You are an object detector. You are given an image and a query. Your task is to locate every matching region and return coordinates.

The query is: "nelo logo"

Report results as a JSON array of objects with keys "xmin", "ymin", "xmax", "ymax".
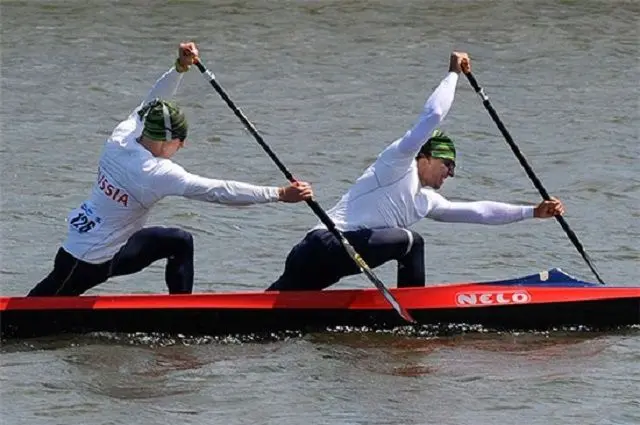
[{"xmin": 455, "ymin": 290, "xmax": 531, "ymax": 306}]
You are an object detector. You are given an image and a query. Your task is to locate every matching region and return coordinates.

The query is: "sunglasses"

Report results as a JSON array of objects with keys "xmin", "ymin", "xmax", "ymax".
[{"xmin": 441, "ymin": 159, "xmax": 456, "ymax": 177}]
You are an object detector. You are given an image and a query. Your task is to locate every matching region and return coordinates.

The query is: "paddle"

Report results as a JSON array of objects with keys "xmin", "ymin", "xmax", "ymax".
[
  {"xmin": 463, "ymin": 70, "xmax": 606, "ymax": 285},
  {"xmin": 192, "ymin": 58, "xmax": 416, "ymax": 323}
]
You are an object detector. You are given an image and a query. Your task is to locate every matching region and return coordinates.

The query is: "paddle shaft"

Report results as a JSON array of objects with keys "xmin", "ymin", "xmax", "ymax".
[
  {"xmin": 193, "ymin": 59, "xmax": 415, "ymax": 323},
  {"xmin": 464, "ymin": 71, "xmax": 605, "ymax": 285},
  {"xmin": 191, "ymin": 62, "xmax": 340, "ymax": 234}
]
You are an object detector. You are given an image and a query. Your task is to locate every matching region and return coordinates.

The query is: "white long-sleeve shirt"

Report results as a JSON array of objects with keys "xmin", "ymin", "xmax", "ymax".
[
  {"xmin": 63, "ymin": 67, "xmax": 280, "ymax": 263},
  {"xmin": 314, "ymin": 71, "xmax": 534, "ymax": 232}
]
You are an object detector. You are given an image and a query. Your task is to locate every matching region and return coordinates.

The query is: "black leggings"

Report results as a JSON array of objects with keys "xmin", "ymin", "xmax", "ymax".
[
  {"xmin": 28, "ymin": 227, "xmax": 194, "ymax": 296},
  {"xmin": 267, "ymin": 228, "xmax": 425, "ymax": 291}
]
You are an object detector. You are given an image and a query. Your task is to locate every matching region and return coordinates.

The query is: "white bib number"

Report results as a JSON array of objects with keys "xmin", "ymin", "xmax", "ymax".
[{"xmin": 68, "ymin": 202, "xmax": 103, "ymax": 234}]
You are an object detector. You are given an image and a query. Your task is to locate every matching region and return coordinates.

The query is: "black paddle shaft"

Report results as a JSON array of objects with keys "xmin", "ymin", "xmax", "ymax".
[
  {"xmin": 464, "ymin": 71, "xmax": 605, "ymax": 285},
  {"xmin": 192, "ymin": 62, "xmax": 340, "ymax": 234},
  {"xmin": 193, "ymin": 59, "xmax": 415, "ymax": 323}
]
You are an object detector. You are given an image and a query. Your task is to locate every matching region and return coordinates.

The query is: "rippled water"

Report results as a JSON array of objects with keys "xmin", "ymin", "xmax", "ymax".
[{"xmin": 1, "ymin": 1, "xmax": 638, "ymax": 424}]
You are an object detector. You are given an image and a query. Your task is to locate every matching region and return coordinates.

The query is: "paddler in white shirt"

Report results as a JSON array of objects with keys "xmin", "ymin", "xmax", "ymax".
[
  {"xmin": 29, "ymin": 41, "xmax": 313, "ymax": 297},
  {"xmin": 268, "ymin": 51, "xmax": 564, "ymax": 291}
]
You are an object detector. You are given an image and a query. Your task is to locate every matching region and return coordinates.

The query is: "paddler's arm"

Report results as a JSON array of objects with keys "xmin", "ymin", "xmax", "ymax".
[
  {"xmin": 151, "ymin": 162, "xmax": 314, "ymax": 205},
  {"xmin": 393, "ymin": 52, "xmax": 468, "ymax": 158},
  {"xmin": 424, "ymin": 191, "xmax": 565, "ymax": 224},
  {"xmin": 181, "ymin": 175, "xmax": 314, "ymax": 205},
  {"xmin": 142, "ymin": 42, "xmax": 199, "ymax": 104}
]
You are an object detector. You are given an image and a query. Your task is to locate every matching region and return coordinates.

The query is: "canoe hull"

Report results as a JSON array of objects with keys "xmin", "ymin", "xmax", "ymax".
[
  {"xmin": 2, "ymin": 298, "xmax": 639, "ymax": 339},
  {"xmin": 2, "ymin": 269, "xmax": 638, "ymax": 339}
]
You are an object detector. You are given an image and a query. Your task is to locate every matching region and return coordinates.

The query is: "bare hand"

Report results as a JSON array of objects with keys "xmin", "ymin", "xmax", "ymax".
[
  {"xmin": 534, "ymin": 197, "xmax": 565, "ymax": 218},
  {"xmin": 278, "ymin": 181, "xmax": 314, "ymax": 203},
  {"xmin": 449, "ymin": 51, "xmax": 471, "ymax": 74},
  {"xmin": 178, "ymin": 42, "xmax": 199, "ymax": 68}
]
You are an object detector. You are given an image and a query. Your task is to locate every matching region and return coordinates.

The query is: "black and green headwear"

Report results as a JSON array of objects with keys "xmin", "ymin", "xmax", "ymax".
[
  {"xmin": 418, "ymin": 129, "xmax": 456, "ymax": 176},
  {"xmin": 138, "ymin": 99, "xmax": 188, "ymax": 142}
]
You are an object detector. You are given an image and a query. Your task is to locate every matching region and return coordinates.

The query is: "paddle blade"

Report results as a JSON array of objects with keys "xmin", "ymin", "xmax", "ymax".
[
  {"xmin": 344, "ymin": 242, "xmax": 416, "ymax": 324},
  {"xmin": 361, "ymin": 266, "xmax": 417, "ymax": 324}
]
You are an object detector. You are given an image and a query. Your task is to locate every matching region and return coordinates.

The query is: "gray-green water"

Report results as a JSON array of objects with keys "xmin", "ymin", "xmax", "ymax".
[{"xmin": 1, "ymin": 1, "xmax": 638, "ymax": 424}]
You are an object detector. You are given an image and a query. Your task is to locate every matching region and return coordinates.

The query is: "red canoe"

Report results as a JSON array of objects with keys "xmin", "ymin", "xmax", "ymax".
[{"xmin": 1, "ymin": 269, "xmax": 638, "ymax": 339}]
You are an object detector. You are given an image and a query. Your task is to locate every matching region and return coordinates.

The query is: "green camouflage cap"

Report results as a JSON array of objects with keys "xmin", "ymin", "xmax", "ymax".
[
  {"xmin": 425, "ymin": 129, "xmax": 456, "ymax": 162},
  {"xmin": 138, "ymin": 99, "xmax": 188, "ymax": 142}
]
